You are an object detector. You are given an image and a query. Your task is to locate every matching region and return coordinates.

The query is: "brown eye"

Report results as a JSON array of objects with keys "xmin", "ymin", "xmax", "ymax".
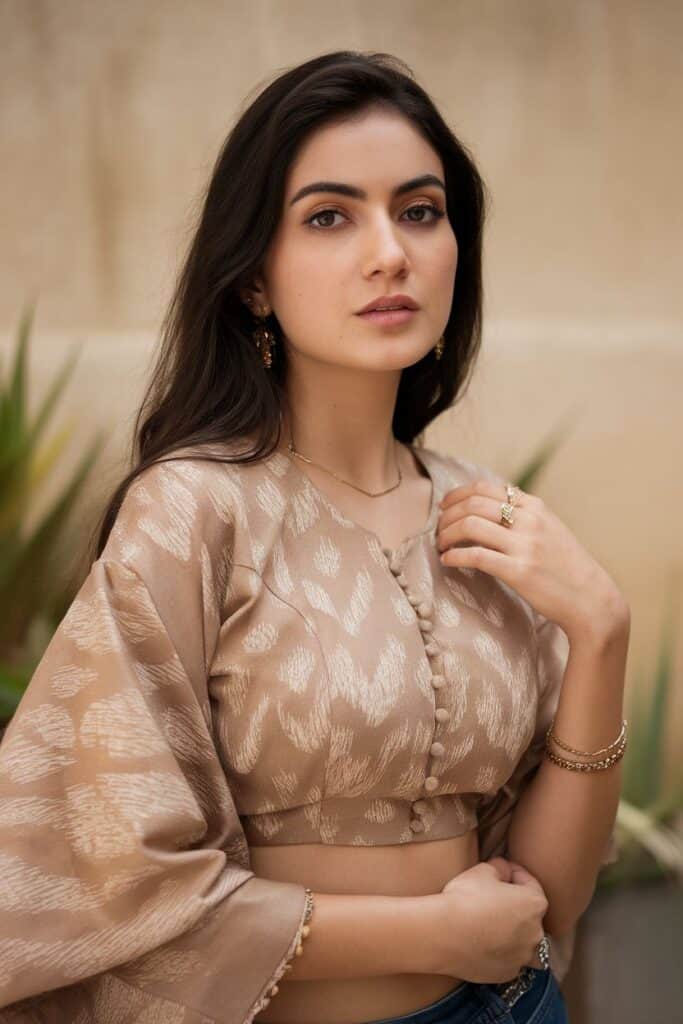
[
  {"xmin": 403, "ymin": 203, "xmax": 446, "ymax": 223},
  {"xmin": 304, "ymin": 202, "xmax": 446, "ymax": 231},
  {"xmin": 305, "ymin": 208, "xmax": 345, "ymax": 229}
]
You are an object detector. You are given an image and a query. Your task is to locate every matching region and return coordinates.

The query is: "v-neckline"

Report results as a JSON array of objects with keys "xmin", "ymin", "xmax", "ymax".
[{"xmin": 282, "ymin": 442, "xmax": 441, "ymax": 558}]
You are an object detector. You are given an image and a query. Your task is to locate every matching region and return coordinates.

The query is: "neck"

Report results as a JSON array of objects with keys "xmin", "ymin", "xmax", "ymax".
[{"xmin": 278, "ymin": 367, "xmax": 404, "ymax": 489}]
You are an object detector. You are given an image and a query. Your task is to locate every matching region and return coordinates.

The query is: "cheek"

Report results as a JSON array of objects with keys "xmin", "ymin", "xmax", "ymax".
[{"xmin": 267, "ymin": 245, "xmax": 342, "ymax": 348}]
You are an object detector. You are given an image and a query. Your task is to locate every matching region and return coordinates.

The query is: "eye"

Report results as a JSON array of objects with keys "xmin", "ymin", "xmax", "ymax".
[
  {"xmin": 304, "ymin": 202, "xmax": 446, "ymax": 231},
  {"xmin": 403, "ymin": 203, "xmax": 446, "ymax": 224}
]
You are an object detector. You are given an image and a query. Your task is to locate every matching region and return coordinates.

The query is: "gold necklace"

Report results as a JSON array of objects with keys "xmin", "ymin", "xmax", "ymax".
[{"xmin": 286, "ymin": 434, "xmax": 403, "ymax": 497}]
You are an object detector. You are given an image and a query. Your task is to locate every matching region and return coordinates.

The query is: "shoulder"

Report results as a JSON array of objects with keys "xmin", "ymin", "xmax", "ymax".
[
  {"xmin": 418, "ymin": 444, "xmax": 507, "ymax": 490},
  {"xmin": 100, "ymin": 439, "xmax": 265, "ymax": 578}
]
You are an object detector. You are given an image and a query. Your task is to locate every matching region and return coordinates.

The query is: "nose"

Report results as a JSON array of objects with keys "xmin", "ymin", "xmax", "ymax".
[{"xmin": 362, "ymin": 215, "xmax": 410, "ymax": 277}]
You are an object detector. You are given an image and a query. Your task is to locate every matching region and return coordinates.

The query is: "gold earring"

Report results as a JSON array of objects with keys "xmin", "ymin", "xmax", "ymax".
[
  {"xmin": 434, "ymin": 335, "xmax": 445, "ymax": 360},
  {"xmin": 249, "ymin": 302, "xmax": 276, "ymax": 369}
]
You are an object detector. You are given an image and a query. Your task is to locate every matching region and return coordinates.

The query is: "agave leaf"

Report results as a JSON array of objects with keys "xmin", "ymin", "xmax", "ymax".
[
  {"xmin": 647, "ymin": 782, "xmax": 683, "ymax": 824},
  {"xmin": 0, "ymin": 661, "xmax": 31, "ymax": 719},
  {"xmin": 511, "ymin": 400, "xmax": 587, "ymax": 492},
  {"xmin": 622, "ymin": 671, "xmax": 652, "ymax": 808},
  {"xmin": 0, "ymin": 433, "xmax": 106, "ymax": 645},
  {"xmin": 25, "ymin": 419, "xmax": 76, "ymax": 492},
  {"xmin": 615, "ymin": 800, "xmax": 683, "ymax": 877},
  {"xmin": 23, "ymin": 343, "xmax": 83, "ymax": 458},
  {"xmin": 639, "ymin": 613, "xmax": 674, "ymax": 804},
  {"xmin": 0, "ymin": 421, "xmax": 75, "ymax": 535},
  {"xmin": 2, "ymin": 303, "xmax": 32, "ymax": 452}
]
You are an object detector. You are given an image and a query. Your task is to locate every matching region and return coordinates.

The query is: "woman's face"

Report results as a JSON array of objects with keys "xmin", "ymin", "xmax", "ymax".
[{"xmin": 250, "ymin": 106, "xmax": 458, "ymax": 373}]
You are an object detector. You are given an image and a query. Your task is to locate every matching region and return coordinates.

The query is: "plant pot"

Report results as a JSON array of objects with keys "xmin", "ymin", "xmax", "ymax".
[{"xmin": 560, "ymin": 878, "xmax": 683, "ymax": 1022}]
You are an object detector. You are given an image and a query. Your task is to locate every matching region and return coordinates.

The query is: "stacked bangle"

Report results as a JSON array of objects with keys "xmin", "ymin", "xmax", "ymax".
[{"xmin": 544, "ymin": 718, "xmax": 628, "ymax": 771}]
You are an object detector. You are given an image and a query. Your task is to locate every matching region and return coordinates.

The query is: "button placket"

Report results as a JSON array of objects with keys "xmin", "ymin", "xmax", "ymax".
[{"xmin": 383, "ymin": 547, "xmax": 448, "ymax": 836}]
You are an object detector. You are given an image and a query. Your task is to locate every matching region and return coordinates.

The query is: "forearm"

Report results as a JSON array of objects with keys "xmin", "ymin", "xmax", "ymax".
[
  {"xmin": 284, "ymin": 891, "xmax": 444, "ymax": 980},
  {"xmin": 507, "ymin": 613, "xmax": 629, "ymax": 936}
]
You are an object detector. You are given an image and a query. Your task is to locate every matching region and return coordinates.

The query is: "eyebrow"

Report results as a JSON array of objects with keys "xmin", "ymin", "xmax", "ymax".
[{"xmin": 288, "ymin": 173, "xmax": 446, "ymax": 207}]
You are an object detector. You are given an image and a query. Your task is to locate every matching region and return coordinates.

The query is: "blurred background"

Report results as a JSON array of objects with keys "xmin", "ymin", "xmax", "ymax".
[{"xmin": 1, "ymin": 2, "xmax": 681, "ymax": 1021}]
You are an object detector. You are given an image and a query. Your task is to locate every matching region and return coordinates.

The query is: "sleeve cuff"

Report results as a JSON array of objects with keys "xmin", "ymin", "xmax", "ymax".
[{"xmin": 112, "ymin": 875, "xmax": 309, "ymax": 1024}]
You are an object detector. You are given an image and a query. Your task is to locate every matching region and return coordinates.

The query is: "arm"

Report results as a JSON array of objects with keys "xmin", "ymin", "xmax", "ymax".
[
  {"xmin": 0, "ymin": 459, "xmax": 308, "ymax": 1023},
  {"xmin": 476, "ymin": 609, "xmax": 623, "ymax": 980},
  {"xmin": 506, "ymin": 609, "xmax": 629, "ymax": 936},
  {"xmin": 282, "ymin": 891, "xmax": 445, "ymax": 980}
]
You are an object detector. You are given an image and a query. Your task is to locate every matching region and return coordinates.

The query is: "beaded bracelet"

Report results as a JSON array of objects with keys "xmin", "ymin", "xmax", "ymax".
[{"xmin": 268, "ymin": 888, "xmax": 315, "ymax": 998}]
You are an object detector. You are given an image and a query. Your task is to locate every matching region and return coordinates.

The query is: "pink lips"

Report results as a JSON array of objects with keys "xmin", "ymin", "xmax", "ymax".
[
  {"xmin": 357, "ymin": 308, "xmax": 417, "ymax": 326},
  {"xmin": 356, "ymin": 293, "xmax": 420, "ymax": 315}
]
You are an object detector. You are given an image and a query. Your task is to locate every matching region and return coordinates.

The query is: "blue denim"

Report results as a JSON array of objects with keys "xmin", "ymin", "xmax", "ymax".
[{"xmin": 359, "ymin": 967, "xmax": 570, "ymax": 1024}]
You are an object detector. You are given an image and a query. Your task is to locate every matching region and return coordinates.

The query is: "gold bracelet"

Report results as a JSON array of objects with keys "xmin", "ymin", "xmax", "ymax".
[
  {"xmin": 272, "ymin": 887, "xmax": 315, "ymax": 993},
  {"xmin": 544, "ymin": 735, "xmax": 627, "ymax": 772},
  {"xmin": 547, "ymin": 717, "xmax": 627, "ymax": 758}
]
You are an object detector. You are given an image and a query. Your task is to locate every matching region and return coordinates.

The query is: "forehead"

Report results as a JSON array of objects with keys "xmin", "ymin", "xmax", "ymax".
[{"xmin": 284, "ymin": 108, "xmax": 443, "ymax": 198}]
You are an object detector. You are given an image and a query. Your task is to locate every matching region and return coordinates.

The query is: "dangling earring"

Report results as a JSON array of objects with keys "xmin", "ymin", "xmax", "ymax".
[
  {"xmin": 434, "ymin": 335, "xmax": 445, "ymax": 360},
  {"xmin": 247, "ymin": 301, "xmax": 276, "ymax": 368}
]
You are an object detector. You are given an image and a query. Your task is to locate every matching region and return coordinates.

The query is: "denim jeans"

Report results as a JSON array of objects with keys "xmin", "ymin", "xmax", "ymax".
[{"xmin": 360, "ymin": 967, "xmax": 570, "ymax": 1024}]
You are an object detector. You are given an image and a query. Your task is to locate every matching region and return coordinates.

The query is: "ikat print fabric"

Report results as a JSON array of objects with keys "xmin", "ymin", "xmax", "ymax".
[{"xmin": 0, "ymin": 440, "xmax": 618, "ymax": 1021}]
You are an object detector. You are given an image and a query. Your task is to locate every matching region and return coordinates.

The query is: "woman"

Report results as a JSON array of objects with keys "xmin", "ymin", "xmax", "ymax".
[{"xmin": 0, "ymin": 51, "xmax": 628, "ymax": 1024}]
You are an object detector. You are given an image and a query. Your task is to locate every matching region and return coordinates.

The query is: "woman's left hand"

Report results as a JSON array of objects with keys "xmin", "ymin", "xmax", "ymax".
[{"xmin": 437, "ymin": 478, "xmax": 630, "ymax": 645}]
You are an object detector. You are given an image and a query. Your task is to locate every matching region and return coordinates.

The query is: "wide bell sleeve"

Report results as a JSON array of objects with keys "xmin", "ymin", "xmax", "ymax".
[
  {"xmin": 477, "ymin": 610, "xmax": 619, "ymax": 982},
  {"xmin": 0, "ymin": 458, "xmax": 309, "ymax": 1023}
]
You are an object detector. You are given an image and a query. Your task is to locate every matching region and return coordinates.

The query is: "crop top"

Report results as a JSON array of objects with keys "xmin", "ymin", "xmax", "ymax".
[{"xmin": 0, "ymin": 439, "xmax": 618, "ymax": 1022}]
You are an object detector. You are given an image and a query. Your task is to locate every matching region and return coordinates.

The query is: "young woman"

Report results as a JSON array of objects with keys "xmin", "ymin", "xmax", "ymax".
[{"xmin": 0, "ymin": 51, "xmax": 628, "ymax": 1024}]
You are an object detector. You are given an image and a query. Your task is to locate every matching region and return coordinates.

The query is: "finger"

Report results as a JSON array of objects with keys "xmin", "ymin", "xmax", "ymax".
[
  {"xmin": 438, "ymin": 515, "xmax": 519, "ymax": 557},
  {"xmin": 438, "ymin": 478, "xmax": 507, "ymax": 512},
  {"xmin": 438, "ymin": 493, "xmax": 527, "ymax": 533},
  {"xmin": 439, "ymin": 543, "xmax": 512, "ymax": 581},
  {"xmin": 508, "ymin": 864, "xmax": 537, "ymax": 884},
  {"xmin": 485, "ymin": 856, "xmax": 515, "ymax": 882}
]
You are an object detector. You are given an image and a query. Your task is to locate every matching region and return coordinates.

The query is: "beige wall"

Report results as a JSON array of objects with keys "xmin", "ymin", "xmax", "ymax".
[{"xmin": 1, "ymin": 1, "xmax": 681, "ymax": 777}]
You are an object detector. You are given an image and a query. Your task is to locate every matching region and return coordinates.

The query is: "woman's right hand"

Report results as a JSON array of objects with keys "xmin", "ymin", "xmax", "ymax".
[{"xmin": 431, "ymin": 857, "xmax": 550, "ymax": 983}]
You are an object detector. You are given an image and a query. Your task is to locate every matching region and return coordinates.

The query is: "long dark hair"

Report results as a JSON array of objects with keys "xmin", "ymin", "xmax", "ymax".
[{"xmin": 89, "ymin": 49, "xmax": 490, "ymax": 564}]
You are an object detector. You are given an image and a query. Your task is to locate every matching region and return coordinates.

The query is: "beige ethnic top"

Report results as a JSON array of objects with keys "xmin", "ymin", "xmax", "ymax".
[{"xmin": 0, "ymin": 440, "xmax": 617, "ymax": 1022}]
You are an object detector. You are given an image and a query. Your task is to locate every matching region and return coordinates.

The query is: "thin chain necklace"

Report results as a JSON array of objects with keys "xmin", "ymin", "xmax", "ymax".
[{"xmin": 285, "ymin": 433, "xmax": 403, "ymax": 497}]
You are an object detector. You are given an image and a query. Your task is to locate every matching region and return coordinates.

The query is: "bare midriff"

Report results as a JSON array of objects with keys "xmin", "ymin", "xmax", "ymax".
[{"xmin": 252, "ymin": 827, "xmax": 479, "ymax": 1024}]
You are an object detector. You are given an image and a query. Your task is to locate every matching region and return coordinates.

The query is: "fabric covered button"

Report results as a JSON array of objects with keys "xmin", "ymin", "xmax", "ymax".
[
  {"xmin": 409, "ymin": 818, "xmax": 425, "ymax": 832},
  {"xmin": 412, "ymin": 799, "xmax": 429, "ymax": 815},
  {"xmin": 417, "ymin": 601, "xmax": 432, "ymax": 618},
  {"xmin": 389, "ymin": 556, "xmax": 403, "ymax": 574},
  {"xmin": 435, "ymin": 706, "xmax": 450, "ymax": 722},
  {"xmin": 424, "ymin": 641, "xmax": 439, "ymax": 656},
  {"xmin": 430, "ymin": 741, "xmax": 445, "ymax": 757},
  {"xmin": 417, "ymin": 617, "xmax": 433, "ymax": 632},
  {"xmin": 407, "ymin": 592, "xmax": 421, "ymax": 606},
  {"xmin": 431, "ymin": 674, "xmax": 445, "ymax": 689},
  {"xmin": 424, "ymin": 775, "xmax": 439, "ymax": 792},
  {"xmin": 396, "ymin": 572, "xmax": 408, "ymax": 586}
]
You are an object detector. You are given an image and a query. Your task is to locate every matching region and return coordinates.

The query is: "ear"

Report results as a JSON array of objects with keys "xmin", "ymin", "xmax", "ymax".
[{"xmin": 239, "ymin": 277, "xmax": 270, "ymax": 317}]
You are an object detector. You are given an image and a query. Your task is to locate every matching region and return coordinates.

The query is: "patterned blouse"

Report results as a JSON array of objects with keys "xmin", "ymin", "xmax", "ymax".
[{"xmin": 0, "ymin": 439, "xmax": 617, "ymax": 1022}]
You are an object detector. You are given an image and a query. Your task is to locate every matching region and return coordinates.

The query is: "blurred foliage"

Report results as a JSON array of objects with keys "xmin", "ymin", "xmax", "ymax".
[{"xmin": 0, "ymin": 301, "xmax": 106, "ymax": 722}]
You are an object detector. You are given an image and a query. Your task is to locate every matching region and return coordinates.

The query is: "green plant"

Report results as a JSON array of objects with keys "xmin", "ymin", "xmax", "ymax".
[
  {"xmin": 0, "ymin": 300, "xmax": 106, "ymax": 722},
  {"xmin": 599, "ymin": 591, "xmax": 683, "ymax": 886},
  {"xmin": 514, "ymin": 440, "xmax": 683, "ymax": 888}
]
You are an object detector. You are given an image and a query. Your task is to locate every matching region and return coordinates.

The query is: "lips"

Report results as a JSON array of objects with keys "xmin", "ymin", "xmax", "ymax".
[{"xmin": 356, "ymin": 294, "xmax": 420, "ymax": 314}]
